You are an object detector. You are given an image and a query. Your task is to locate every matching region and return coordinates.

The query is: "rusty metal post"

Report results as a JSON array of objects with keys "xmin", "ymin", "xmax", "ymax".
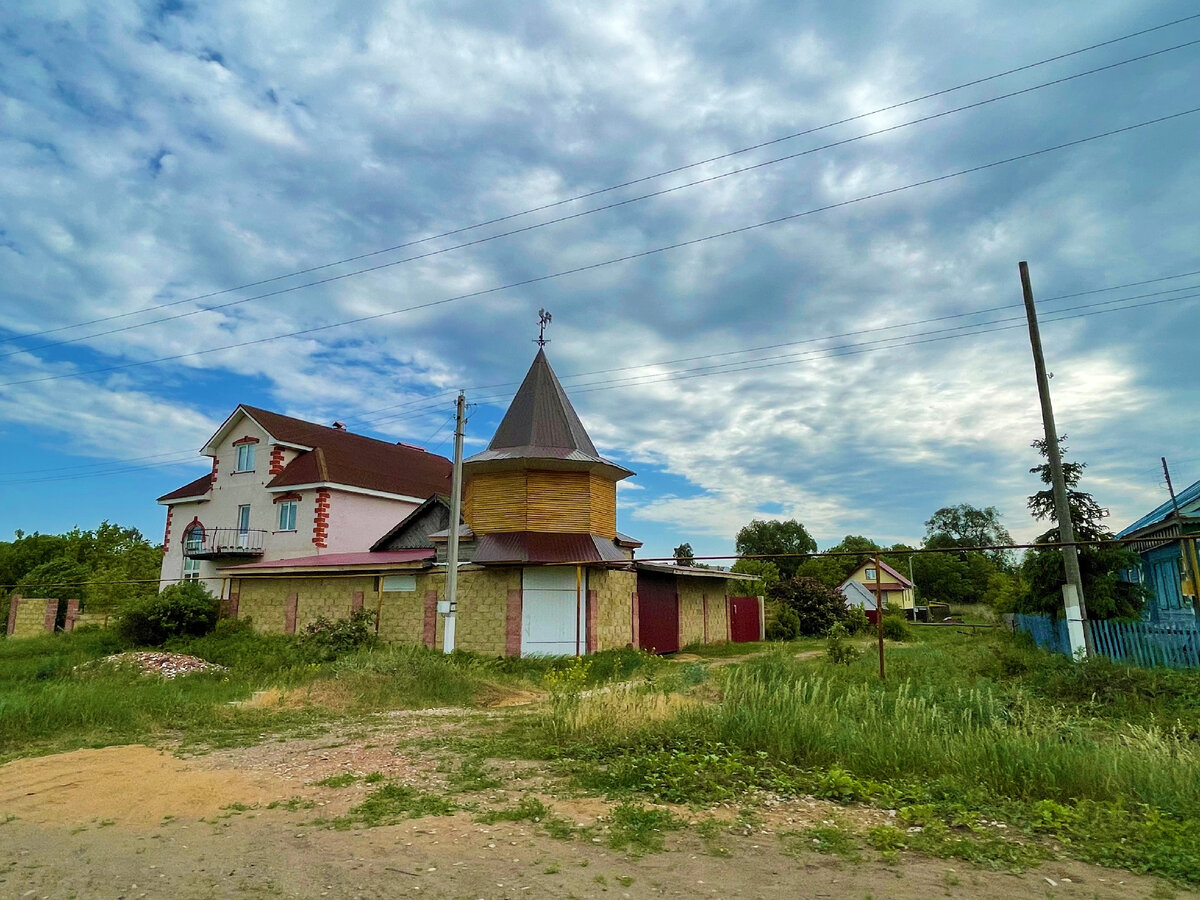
[{"xmin": 874, "ymin": 553, "xmax": 885, "ymax": 681}]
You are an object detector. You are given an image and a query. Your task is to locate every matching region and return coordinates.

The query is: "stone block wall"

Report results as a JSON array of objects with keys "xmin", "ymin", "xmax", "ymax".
[
  {"xmin": 234, "ymin": 576, "xmax": 373, "ymax": 634},
  {"xmin": 377, "ymin": 585, "xmax": 425, "ymax": 644},
  {"xmin": 7, "ymin": 596, "xmax": 53, "ymax": 638},
  {"xmin": 677, "ymin": 579, "xmax": 733, "ymax": 646},
  {"xmin": 453, "ymin": 568, "xmax": 519, "ymax": 656},
  {"xmin": 588, "ymin": 568, "xmax": 637, "ymax": 651}
]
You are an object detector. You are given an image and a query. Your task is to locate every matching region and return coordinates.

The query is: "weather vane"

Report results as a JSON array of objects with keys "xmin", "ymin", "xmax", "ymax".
[{"xmin": 535, "ymin": 308, "xmax": 552, "ymax": 347}]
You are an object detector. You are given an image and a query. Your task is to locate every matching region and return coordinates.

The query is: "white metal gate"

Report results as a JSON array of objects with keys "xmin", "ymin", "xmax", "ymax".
[{"xmin": 522, "ymin": 567, "xmax": 585, "ymax": 656}]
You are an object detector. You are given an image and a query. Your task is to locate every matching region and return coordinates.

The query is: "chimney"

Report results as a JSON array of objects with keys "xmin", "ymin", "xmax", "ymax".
[{"xmin": 332, "ymin": 421, "xmax": 346, "ymax": 430}]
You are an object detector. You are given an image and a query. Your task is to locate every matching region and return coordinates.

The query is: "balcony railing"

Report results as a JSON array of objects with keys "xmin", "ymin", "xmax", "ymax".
[{"xmin": 183, "ymin": 528, "xmax": 268, "ymax": 558}]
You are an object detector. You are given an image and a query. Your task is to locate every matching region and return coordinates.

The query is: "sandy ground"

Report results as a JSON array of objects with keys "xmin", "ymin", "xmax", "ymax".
[{"xmin": 1, "ymin": 733, "xmax": 1195, "ymax": 899}]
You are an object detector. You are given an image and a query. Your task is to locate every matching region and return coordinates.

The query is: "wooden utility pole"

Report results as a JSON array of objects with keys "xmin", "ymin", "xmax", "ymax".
[
  {"xmin": 873, "ymin": 552, "xmax": 885, "ymax": 681},
  {"xmin": 1019, "ymin": 261, "xmax": 1090, "ymax": 655},
  {"xmin": 444, "ymin": 393, "xmax": 466, "ymax": 640},
  {"xmin": 1162, "ymin": 457, "xmax": 1200, "ymax": 616}
]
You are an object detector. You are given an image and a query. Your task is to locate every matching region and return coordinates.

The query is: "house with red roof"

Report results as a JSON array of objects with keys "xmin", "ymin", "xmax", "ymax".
[
  {"xmin": 212, "ymin": 350, "xmax": 759, "ymax": 655},
  {"xmin": 157, "ymin": 406, "xmax": 452, "ymax": 591},
  {"xmin": 838, "ymin": 559, "xmax": 915, "ymax": 612}
]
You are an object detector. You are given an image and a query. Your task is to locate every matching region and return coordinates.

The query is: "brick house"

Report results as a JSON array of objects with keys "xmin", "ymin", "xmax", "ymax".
[
  {"xmin": 157, "ymin": 405, "xmax": 452, "ymax": 596},
  {"xmin": 219, "ymin": 351, "xmax": 761, "ymax": 655}
]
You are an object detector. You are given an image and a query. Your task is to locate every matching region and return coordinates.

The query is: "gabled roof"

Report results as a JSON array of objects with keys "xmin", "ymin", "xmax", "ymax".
[
  {"xmin": 194, "ymin": 404, "xmax": 452, "ymax": 500},
  {"xmin": 1117, "ymin": 477, "xmax": 1200, "ymax": 538},
  {"xmin": 465, "ymin": 350, "xmax": 633, "ymax": 479},
  {"xmin": 839, "ymin": 559, "xmax": 913, "ymax": 590},
  {"xmin": 839, "ymin": 579, "xmax": 881, "ymax": 610},
  {"xmin": 156, "ymin": 472, "xmax": 213, "ymax": 504},
  {"xmin": 370, "ymin": 495, "xmax": 454, "ymax": 551}
]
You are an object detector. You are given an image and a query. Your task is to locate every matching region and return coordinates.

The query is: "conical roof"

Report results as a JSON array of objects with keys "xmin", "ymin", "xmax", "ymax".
[{"xmin": 465, "ymin": 349, "xmax": 632, "ymax": 480}]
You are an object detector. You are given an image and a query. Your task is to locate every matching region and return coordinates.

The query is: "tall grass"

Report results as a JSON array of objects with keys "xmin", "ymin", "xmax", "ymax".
[{"xmin": 706, "ymin": 662, "xmax": 1200, "ymax": 816}]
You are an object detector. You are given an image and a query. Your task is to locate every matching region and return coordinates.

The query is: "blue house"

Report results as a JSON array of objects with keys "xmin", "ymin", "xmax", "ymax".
[{"xmin": 1116, "ymin": 476, "xmax": 1200, "ymax": 625}]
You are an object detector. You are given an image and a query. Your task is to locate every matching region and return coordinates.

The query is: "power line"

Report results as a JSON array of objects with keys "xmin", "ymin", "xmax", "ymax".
[
  {"xmin": 4, "ymin": 104, "xmax": 1197, "ymax": 392},
  {"xmin": 5, "ymin": 12, "xmax": 1195, "ymax": 348},
  {"xmin": 349, "ymin": 277, "xmax": 1200, "ymax": 426},
  {"xmin": 5, "ymin": 38, "xmax": 1197, "ymax": 363},
  {"xmin": 7, "ymin": 280, "xmax": 1197, "ymax": 488}
]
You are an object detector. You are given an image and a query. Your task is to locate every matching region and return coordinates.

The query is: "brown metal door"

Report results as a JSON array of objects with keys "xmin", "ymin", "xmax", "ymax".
[
  {"xmin": 729, "ymin": 596, "xmax": 761, "ymax": 643},
  {"xmin": 637, "ymin": 572, "xmax": 679, "ymax": 654}
]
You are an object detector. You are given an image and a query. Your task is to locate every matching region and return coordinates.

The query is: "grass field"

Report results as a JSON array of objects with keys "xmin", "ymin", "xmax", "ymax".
[{"xmin": 3, "ymin": 618, "xmax": 1199, "ymax": 884}]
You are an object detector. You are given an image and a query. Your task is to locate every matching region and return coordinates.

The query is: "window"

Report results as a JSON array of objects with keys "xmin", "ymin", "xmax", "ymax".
[
  {"xmin": 183, "ymin": 556, "xmax": 200, "ymax": 582},
  {"xmin": 277, "ymin": 500, "xmax": 298, "ymax": 532},
  {"xmin": 236, "ymin": 443, "xmax": 256, "ymax": 472},
  {"xmin": 381, "ymin": 574, "xmax": 417, "ymax": 592},
  {"xmin": 184, "ymin": 524, "xmax": 205, "ymax": 553},
  {"xmin": 865, "ymin": 567, "xmax": 877, "ymax": 581}
]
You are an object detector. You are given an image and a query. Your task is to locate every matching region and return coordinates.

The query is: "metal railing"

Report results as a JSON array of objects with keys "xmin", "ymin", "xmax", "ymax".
[{"xmin": 183, "ymin": 527, "xmax": 268, "ymax": 557}]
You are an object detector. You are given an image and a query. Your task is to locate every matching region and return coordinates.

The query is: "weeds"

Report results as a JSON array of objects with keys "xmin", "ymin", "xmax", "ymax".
[
  {"xmin": 330, "ymin": 784, "xmax": 456, "ymax": 829},
  {"xmin": 604, "ymin": 802, "xmax": 681, "ymax": 855}
]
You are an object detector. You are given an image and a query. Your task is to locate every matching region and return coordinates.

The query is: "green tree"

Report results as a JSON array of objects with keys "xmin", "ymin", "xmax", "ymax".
[
  {"xmin": 768, "ymin": 576, "xmax": 847, "ymax": 636},
  {"xmin": 672, "ymin": 543, "xmax": 695, "ymax": 567},
  {"xmin": 1017, "ymin": 437, "xmax": 1148, "ymax": 619},
  {"xmin": 730, "ymin": 558, "xmax": 780, "ymax": 596},
  {"xmin": 734, "ymin": 519, "xmax": 817, "ymax": 578},
  {"xmin": 14, "ymin": 558, "xmax": 90, "ymax": 603}
]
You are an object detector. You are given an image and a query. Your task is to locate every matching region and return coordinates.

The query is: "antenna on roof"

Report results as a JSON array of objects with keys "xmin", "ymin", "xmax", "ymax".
[{"xmin": 534, "ymin": 308, "xmax": 552, "ymax": 347}]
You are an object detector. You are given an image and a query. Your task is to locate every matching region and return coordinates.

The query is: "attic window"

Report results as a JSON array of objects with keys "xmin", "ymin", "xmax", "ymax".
[
  {"xmin": 865, "ymin": 567, "xmax": 877, "ymax": 581},
  {"xmin": 236, "ymin": 443, "xmax": 256, "ymax": 472}
]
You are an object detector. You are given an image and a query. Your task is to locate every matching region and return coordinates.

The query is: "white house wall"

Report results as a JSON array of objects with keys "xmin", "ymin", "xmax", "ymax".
[{"xmin": 159, "ymin": 410, "xmax": 420, "ymax": 593}]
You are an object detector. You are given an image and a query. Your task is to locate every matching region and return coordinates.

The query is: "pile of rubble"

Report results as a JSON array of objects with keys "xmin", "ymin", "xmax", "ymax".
[{"xmin": 82, "ymin": 651, "xmax": 228, "ymax": 679}]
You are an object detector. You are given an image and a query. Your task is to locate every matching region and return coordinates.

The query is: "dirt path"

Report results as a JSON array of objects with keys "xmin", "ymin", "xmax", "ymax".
[{"xmin": 1, "ymin": 737, "xmax": 1194, "ymax": 900}]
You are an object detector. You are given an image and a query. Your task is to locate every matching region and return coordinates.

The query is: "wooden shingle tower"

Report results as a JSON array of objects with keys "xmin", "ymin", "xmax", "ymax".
[{"xmin": 462, "ymin": 348, "xmax": 635, "ymax": 563}]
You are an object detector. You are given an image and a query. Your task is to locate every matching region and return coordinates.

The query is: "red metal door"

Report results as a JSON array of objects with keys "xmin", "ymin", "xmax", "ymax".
[
  {"xmin": 637, "ymin": 572, "xmax": 679, "ymax": 654},
  {"xmin": 729, "ymin": 596, "xmax": 761, "ymax": 643}
]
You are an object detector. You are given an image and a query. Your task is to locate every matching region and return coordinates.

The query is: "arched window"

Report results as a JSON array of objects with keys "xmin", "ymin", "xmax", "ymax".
[{"xmin": 184, "ymin": 524, "xmax": 205, "ymax": 553}]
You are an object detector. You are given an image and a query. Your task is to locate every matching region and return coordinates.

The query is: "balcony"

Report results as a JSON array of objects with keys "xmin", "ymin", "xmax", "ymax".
[{"xmin": 183, "ymin": 528, "xmax": 268, "ymax": 559}]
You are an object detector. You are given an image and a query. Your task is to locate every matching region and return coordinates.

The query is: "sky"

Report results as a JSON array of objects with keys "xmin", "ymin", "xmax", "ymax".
[{"xmin": 1, "ymin": 0, "xmax": 1198, "ymax": 561}]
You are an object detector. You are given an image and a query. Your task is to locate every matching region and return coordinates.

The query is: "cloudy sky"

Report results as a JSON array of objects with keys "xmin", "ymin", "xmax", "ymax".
[{"xmin": 2, "ymin": 0, "xmax": 1197, "ymax": 560}]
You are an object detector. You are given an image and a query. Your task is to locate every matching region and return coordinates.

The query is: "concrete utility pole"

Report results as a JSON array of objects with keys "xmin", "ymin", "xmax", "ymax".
[
  {"xmin": 445, "ymin": 393, "xmax": 466, "ymax": 631},
  {"xmin": 1162, "ymin": 457, "xmax": 1200, "ymax": 616},
  {"xmin": 1019, "ymin": 261, "xmax": 1090, "ymax": 655}
]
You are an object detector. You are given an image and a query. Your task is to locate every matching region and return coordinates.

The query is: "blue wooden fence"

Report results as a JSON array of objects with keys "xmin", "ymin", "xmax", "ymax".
[{"xmin": 1014, "ymin": 613, "xmax": 1200, "ymax": 668}]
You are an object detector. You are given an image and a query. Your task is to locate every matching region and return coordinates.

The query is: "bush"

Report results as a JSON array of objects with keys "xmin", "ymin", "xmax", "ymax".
[
  {"xmin": 117, "ymin": 582, "xmax": 219, "ymax": 646},
  {"xmin": 881, "ymin": 614, "xmax": 911, "ymax": 642},
  {"xmin": 766, "ymin": 605, "xmax": 801, "ymax": 641},
  {"xmin": 843, "ymin": 605, "xmax": 870, "ymax": 636},
  {"xmin": 299, "ymin": 609, "xmax": 379, "ymax": 659},
  {"xmin": 825, "ymin": 622, "xmax": 858, "ymax": 665},
  {"xmin": 769, "ymin": 576, "xmax": 847, "ymax": 636}
]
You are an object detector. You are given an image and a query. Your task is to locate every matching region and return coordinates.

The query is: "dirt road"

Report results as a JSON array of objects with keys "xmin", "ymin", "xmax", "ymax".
[{"xmin": 1, "ymin": 734, "xmax": 1193, "ymax": 899}]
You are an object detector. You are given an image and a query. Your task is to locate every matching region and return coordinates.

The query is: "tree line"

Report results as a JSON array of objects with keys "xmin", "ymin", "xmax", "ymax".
[
  {"xmin": 727, "ymin": 437, "xmax": 1147, "ymax": 624},
  {"xmin": 0, "ymin": 522, "xmax": 163, "ymax": 616}
]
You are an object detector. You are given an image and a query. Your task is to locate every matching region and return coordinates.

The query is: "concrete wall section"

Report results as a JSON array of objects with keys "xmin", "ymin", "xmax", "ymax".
[
  {"xmin": 677, "ymin": 578, "xmax": 733, "ymax": 646},
  {"xmin": 588, "ymin": 568, "xmax": 637, "ymax": 651},
  {"xmin": 7, "ymin": 596, "xmax": 53, "ymax": 638}
]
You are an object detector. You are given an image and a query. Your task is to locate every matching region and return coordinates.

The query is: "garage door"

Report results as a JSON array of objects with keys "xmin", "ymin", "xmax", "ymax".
[
  {"xmin": 637, "ymin": 571, "xmax": 679, "ymax": 654},
  {"xmin": 522, "ymin": 567, "xmax": 585, "ymax": 656}
]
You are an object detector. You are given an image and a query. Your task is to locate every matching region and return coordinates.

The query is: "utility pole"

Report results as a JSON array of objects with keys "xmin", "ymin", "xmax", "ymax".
[
  {"xmin": 1019, "ymin": 261, "xmax": 1090, "ymax": 655},
  {"xmin": 873, "ymin": 552, "xmax": 885, "ymax": 681},
  {"xmin": 1162, "ymin": 457, "xmax": 1200, "ymax": 616},
  {"xmin": 444, "ymin": 393, "xmax": 466, "ymax": 641}
]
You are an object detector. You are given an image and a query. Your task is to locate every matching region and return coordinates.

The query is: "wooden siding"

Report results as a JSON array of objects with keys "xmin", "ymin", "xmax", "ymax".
[
  {"xmin": 465, "ymin": 469, "xmax": 618, "ymax": 535},
  {"xmin": 528, "ymin": 471, "xmax": 591, "ymax": 532},
  {"xmin": 588, "ymin": 474, "xmax": 617, "ymax": 538}
]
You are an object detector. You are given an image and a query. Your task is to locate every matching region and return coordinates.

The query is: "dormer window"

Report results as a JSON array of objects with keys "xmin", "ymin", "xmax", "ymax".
[{"xmin": 236, "ymin": 443, "xmax": 256, "ymax": 472}]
